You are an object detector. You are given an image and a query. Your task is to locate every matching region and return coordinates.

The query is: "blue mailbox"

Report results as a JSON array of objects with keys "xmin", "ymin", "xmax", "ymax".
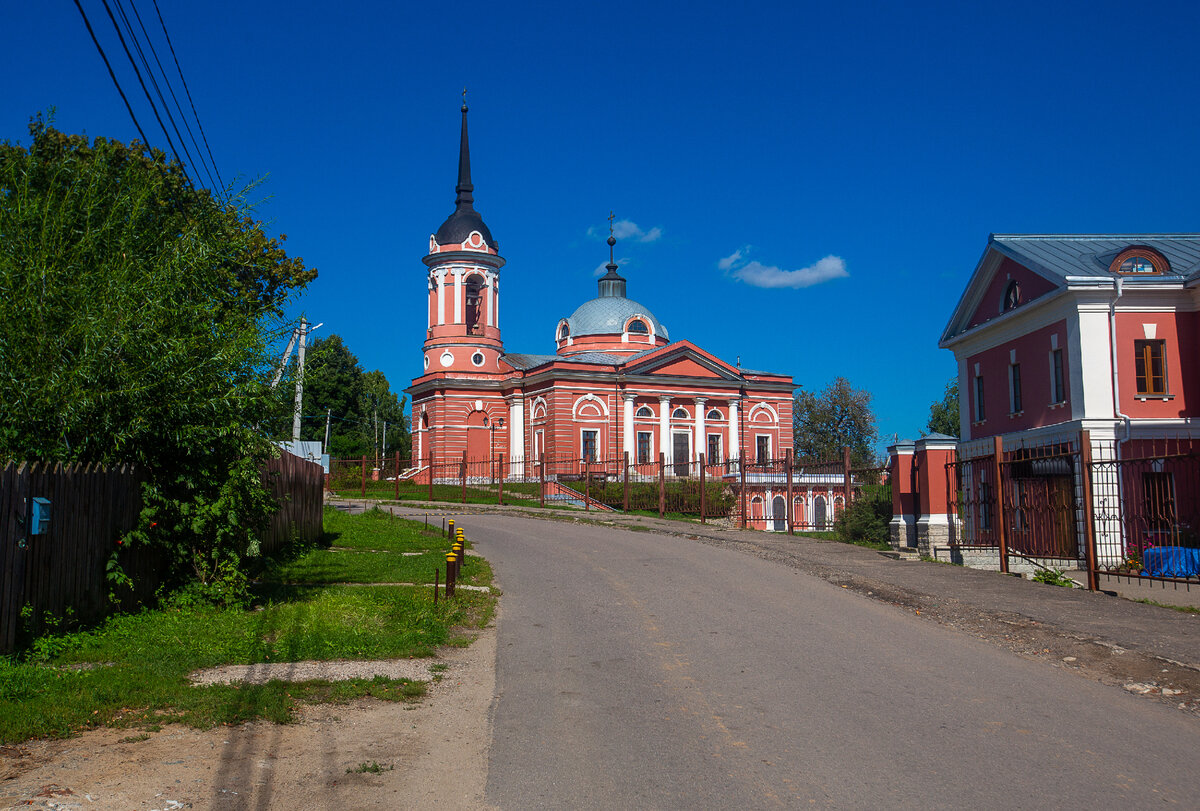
[{"xmin": 30, "ymin": 497, "xmax": 51, "ymax": 536}]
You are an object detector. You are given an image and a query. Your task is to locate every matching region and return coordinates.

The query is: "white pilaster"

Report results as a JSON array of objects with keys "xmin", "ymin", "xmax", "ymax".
[
  {"xmin": 623, "ymin": 394, "xmax": 636, "ymax": 461},
  {"xmin": 436, "ymin": 270, "xmax": 447, "ymax": 326},
  {"xmin": 729, "ymin": 398, "xmax": 741, "ymax": 463},
  {"xmin": 486, "ymin": 274, "xmax": 494, "ymax": 328},
  {"xmin": 659, "ymin": 396, "xmax": 671, "ymax": 465},
  {"xmin": 453, "ymin": 267, "xmax": 464, "ymax": 324},
  {"xmin": 509, "ymin": 394, "xmax": 525, "ymax": 475},
  {"xmin": 694, "ymin": 398, "xmax": 707, "ymax": 463}
]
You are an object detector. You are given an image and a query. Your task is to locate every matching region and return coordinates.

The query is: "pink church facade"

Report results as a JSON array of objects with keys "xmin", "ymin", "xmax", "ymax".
[{"xmin": 406, "ymin": 105, "xmax": 799, "ymax": 526}]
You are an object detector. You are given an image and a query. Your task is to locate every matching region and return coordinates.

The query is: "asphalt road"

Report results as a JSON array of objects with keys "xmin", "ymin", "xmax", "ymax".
[{"xmin": 458, "ymin": 513, "xmax": 1199, "ymax": 810}]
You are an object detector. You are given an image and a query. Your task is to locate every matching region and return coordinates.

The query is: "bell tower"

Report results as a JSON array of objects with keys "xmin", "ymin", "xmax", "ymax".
[{"xmin": 422, "ymin": 99, "xmax": 505, "ymax": 375}]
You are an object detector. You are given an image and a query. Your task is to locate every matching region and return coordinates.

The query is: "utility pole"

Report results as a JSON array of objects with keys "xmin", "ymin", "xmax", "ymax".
[
  {"xmin": 292, "ymin": 317, "xmax": 307, "ymax": 443},
  {"xmin": 324, "ymin": 407, "xmax": 332, "ymax": 454},
  {"xmin": 373, "ymin": 405, "xmax": 379, "ymax": 468},
  {"xmin": 382, "ymin": 421, "xmax": 388, "ymax": 458}
]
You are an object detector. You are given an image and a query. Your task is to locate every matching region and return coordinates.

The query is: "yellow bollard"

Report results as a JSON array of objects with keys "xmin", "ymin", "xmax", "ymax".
[
  {"xmin": 445, "ymin": 552, "xmax": 457, "ymax": 597},
  {"xmin": 447, "ymin": 519, "xmax": 455, "ymax": 539}
]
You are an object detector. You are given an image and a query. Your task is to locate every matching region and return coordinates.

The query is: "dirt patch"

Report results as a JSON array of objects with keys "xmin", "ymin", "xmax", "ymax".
[{"xmin": 0, "ymin": 623, "xmax": 498, "ymax": 810}]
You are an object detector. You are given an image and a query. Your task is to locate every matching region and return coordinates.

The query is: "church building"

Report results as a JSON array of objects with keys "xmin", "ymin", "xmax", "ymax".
[{"xmin": 407, "ymin": 104, "xmax": 796, "ymax": 511}]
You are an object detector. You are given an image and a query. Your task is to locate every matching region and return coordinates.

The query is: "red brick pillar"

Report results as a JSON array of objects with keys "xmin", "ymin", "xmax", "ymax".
[
  {"xmin": 888, "ymin": 440, "xmax": 916, "ymax": 549},
  {"xmin": 913, "ymin": 435, "xmax": 958, "ymax": 557}
]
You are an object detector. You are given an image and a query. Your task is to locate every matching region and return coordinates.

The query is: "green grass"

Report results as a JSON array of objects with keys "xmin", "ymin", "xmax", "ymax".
[
  {"xmin": 1133, "ymin": 599, "xmax": 1200, "ymax": 614},
  {"xmin": 0, "ymin": 507, "xmax": 495, "ymax": 744}
]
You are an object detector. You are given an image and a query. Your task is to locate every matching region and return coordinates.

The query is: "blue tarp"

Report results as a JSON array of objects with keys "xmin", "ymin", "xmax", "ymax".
[{"xmin": 1142, "ymin": 546, "xmax": 1200, "ymax": 578}]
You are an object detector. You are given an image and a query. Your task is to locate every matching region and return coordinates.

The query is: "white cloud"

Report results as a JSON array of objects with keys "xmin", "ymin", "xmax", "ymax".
[
  {"xmin": 589, "ymin": 219, "xmax": 663, "ymax": 243},
  {"xmin": 593, "ymin": 257, "xmax": 631, "ymax": 276},
  {"xmin": 719, "ymin": 248, "xmax": 848, "ymax": 289},
  {"xmin": 717, "ymin": 246, "xmax": 749, "ymax": 272}
]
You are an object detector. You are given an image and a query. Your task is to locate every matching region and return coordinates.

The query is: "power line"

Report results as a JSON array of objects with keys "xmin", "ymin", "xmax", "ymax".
[
  {"xmin": 72, "ymin": 0, "xmax": 154, "ymax": 152},
  {"xmin": 122, "ymin": 0, "xmax": 221, "ymax": 195},
  {"xmin": 98, "ymin": 0, "xmax": 185, "ymax": 174},
  {"xmin": 151, "ymin": 0, "xmax": 226, "ymax": 195},
  {"xmin": 110, "ymin": 0, "xmax": 203, "ymax": 188}
]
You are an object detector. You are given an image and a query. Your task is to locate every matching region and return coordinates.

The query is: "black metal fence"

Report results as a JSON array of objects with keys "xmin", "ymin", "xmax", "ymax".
[
  {"xmin": 944, "ymin": 431, "xmax": 1200, "ymax": 588},
  {"xmin": 327, "ymin": 450, "xmax": 881, "ymax": 531}
]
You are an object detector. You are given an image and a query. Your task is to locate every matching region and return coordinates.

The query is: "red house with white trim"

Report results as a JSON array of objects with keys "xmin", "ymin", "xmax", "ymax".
[
  {"xmin": 407, "ymin": 104, "xmax": 818, "ymax": 528},
  {"xmin": 897, "ymin": 233, "xmax": 1200, "ymax": 574}
]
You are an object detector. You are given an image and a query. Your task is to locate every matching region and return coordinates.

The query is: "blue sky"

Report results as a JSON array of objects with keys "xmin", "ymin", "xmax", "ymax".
[{"xmin": 5, "ymin": 1, "xmax": 1199, "ymax": 451}]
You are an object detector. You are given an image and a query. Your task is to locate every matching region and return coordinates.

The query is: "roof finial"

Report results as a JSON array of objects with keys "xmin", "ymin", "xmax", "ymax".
[
  {"xmin": 461, "ymin": 87, "xmax": 468, "ymax": 112},
  {"xmin": 607, "ymin": 210, "xmax": 617, "ymax": 266}
]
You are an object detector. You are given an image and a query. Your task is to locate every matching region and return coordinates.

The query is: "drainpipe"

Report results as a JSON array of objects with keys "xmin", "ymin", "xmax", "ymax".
[{"xmin": 1109, "ymin": 277, "xmax": 1131, "ymax": 445}]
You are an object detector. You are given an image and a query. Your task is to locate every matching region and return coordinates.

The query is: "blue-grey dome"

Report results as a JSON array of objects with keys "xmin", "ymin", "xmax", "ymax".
[{"xmin": 567, "ymin": 296, "xmax": 668, "ymax": 339}]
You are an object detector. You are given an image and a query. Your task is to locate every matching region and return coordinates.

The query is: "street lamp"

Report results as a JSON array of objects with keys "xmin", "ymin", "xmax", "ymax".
[{"xmin": 489, "ymin": 417, "xmax": 505, "ymax": 484}]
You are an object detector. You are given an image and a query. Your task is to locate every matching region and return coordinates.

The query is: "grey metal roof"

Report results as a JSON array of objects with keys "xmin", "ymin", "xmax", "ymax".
[
  {"xmin": 990, "ymin": 234, "xmax": 1200, "ymax": 280},
  {"xmin": 501, "ymin": 353, "xmax": 558, "ymax": 370},
  {"xmin": 566, "ymin": 296, "xmax": 668, "ymax": 339},
  {"xmin": 501, "ymin": 351, "xmax": 628, "ymax": 370}
]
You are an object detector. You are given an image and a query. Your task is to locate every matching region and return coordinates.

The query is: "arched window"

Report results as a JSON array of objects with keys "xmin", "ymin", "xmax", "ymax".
[
  {"xmin": 464, "ymin": 275, "xmax": 484, "ymax": 334},
  {"xmin": 627, "ymin": 319, "xmax": 648, "ymax": 334},
  {"xmin": 635, "ymin": 406, "xmax": 653, "ymax": 418},
  {"xmin": 1003, "ymin": 280, "xmax": 1020, "ymax": 311},
  {"xmin": 558, "ymin": 323, "xmax": 570, "ymax": 340},
  {"xmin": 672, "ymin": 407, "xmax": 689, "ymax": 419},
  {"xmin": 706, "ymin": 409, "xmax": 722, "ymax": 421},
  {"xmin": 1109, "ymin": 246, "xmax": 1168, "ymax": 275}
]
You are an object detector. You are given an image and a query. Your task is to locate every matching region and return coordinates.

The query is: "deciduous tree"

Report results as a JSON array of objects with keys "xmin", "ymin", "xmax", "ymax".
[
  {"xmin": 792, "ymin": 377, "xmax": 879, "ymax": 466},
  {"xmin": 0, "ymin": 115, "xmax": 315, "ymax": 590},
  {"xmin": 925, "ymin": 378, "xmax": 960, "ymax": 437}
]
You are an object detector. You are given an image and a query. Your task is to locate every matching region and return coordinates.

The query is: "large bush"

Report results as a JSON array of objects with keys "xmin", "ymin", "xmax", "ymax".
[
  {"xmin": 0, "ymin": 115, "xmax": 315, "ymax": 590},
  {"xmin": 833, "ymin": 484, "xmax": 892, "ymax": 547}
]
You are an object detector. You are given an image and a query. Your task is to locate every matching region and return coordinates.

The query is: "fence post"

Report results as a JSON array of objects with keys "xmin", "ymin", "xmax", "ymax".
[
  {"xmin": 1079, "ymin": 429, "xmax": 1099, "ymax": 591},
  {"xmin": 461, "ymin": 451, "xmax": 467, "ymax": 504},
  {"xmin": 539, "ymin": 454, "xmax": 546, "ymax": 508},
  {"xmin": 361, "ymin": 455, "xmax": 366, "ymax": 497},
  {"xmin": 584, "ymin": 457, "xmax": 591, "ymax": 511},
  {"xmin": 394, "ymin": 451, "xmax": 400, "ymax": 501},
  {"xmin": 842, "ymin": 446, "xmax": 851, "ymax": 515},
  {"xmin": 786, "ymin": 448, "xmax": 794, "ymax": 536},
  {"xmin": 992, "ymin": 435, "xmax": 1009, "ymax": 574},
  {"xmin": 623, "ymin": 451, "xmax": 630, "ymax": 513},
  {"xmin": 658, "ymin": 452, "xmax": 666, "ymax": 519},
  {"xmin": 427, "ymin": 450, "xmax": 434, "ymax": 501},
  {"xmin": 497, "ymin": 454, "xmax": 504, "ymax": 505},
  {"xmin": 700, "ymin": 453, "xmax": 707, "ymax": 524},
  {"xmin": 739, "ymin": 449, "xmax": 747, "ymax": 529}
]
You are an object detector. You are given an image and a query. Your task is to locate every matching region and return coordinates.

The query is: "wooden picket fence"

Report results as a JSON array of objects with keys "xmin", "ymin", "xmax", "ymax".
[{"xmin": 0, "ymin": 450, "xmax": 325, "ymax": 653}]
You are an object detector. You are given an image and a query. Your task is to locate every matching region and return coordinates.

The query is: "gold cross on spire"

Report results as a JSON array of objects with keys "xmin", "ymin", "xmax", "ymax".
[
  {"xmin": 462, "ymin": 87, "xmax": 468, "ymax": 110},
  {"xmin": 608, "ymin": 210, "xmax": 615, "ymax": 236}
]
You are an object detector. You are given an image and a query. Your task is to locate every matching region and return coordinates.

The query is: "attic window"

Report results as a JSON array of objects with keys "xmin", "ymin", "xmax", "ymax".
[
  {"xmin": 627, "ymin": 319, "xmax": 648, "ymax": 334},
  {"xmin": 558, "ymin": 323, "xmax": 570, "ymax": 340},
  {"xmin": 672, "ymin": 407, "xmax": 689, "ymax": 419},
  {"xmin": 636, "ymin": 406, "xmax": 653, "ymax": 417},
  {"xmin": 1003, "ymin": 280, "xmax": 1021, "ymax": 311},
  {"xmin": 1110, "ymin": 246, "xmax": 1168, "ymax": 275}
]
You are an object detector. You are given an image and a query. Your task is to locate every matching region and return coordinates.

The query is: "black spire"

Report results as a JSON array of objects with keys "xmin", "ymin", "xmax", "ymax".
[
  {"xmin": 598, "ymin": 211, "xmax": 627, "ymax": 298},
  {"xmin": 454, "ymin": 97, "xmax": 474, "ymax": 210},
  {"xmin": 433, "ymin": 92, "xmax": 496, "ymax": 250}
]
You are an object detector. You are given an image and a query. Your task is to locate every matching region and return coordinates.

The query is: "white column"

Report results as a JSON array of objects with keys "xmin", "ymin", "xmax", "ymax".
[
  {"xmin": 509, "ymin": 394, "xmax": 525, "ymax": 476},
  {"xmin": 623, "ymin": 394, "xmax": 636, "ymax": 461},
  {"xmin": 427, "ymin": 277, "xmax": 433, "ymax": 329},
  {"xmin": 494, "ymin": 279, "xmax": 500, "ymax": 330},
  {"xmin": 694, "ymin": 398, "xmax": 707, "ymax": 463},
  {"xmin": 729, "ymin": 397, "xmax": 740, "ymax": 463},
  {"xmin": 415, "ymin": 426, "xmax": 422, "ymax": 462},
  {"xmin": 436, "ymin": 270, "xmax": 446, "ymax": 325},
  {"xmin": 659, "ymin": 396, "xmax": 671, "ymax": 465},
  {"xmin": 453, "ymin": 268, "xmax": 464, "ymax": 323}
]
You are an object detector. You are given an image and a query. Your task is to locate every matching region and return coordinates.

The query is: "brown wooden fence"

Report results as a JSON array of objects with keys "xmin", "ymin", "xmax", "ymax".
[
  {"xmin": 261, "ymin": 450, "xmax": 325, "ymax": 553},
  {"xmin": 0, "ymin": 461, "xmax": 152, "ymax": 653},
  {"xmin": 1, "ymin": 450, "xmax": 325, "ymax": 653}
]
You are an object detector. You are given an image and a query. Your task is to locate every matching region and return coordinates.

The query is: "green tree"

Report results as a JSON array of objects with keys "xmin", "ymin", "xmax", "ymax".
[
  {"xmin": 793, "ymin": 377, "xmax": 879, "ymax": 466},
  {"xmin": 296, "ymin": 335, "xmax": 409, "ymax": 459},
  {"xmin": 925, "ymin": 378, "xmax": 960, "ymax": 437},
  {"xmin": 0, "ymin": 115, "xmax": 315, "ymax": 589}
]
